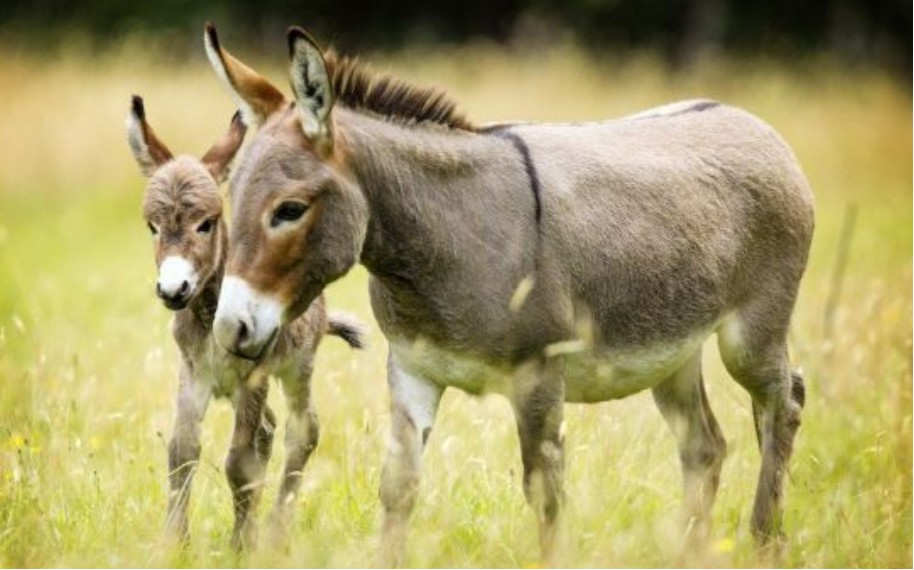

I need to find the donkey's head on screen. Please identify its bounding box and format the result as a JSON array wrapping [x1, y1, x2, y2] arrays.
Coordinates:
[[126, 95, 247, 310], [205, 24, 368, 359]]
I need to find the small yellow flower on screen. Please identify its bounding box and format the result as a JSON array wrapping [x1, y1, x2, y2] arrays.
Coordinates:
[[7, 433, 26, 451], [89, 436, 102, 451], [714, 537, 735, 553]]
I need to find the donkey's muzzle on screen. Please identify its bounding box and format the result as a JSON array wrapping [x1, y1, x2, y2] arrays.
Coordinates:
[[156, 256, 197, 310], [214, 314, 256, 360], [213, 276, 284, 361], [156, 281, 191, 310]]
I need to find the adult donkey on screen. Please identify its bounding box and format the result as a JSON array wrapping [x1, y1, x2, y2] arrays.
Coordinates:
[[204, 23, 813, 564]]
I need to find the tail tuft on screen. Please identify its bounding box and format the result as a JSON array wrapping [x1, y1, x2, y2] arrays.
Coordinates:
[[327, 312, 367, 350], [790, 369, 806, 409]]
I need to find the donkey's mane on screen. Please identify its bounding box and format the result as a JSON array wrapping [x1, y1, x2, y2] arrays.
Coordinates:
[[324, 51, 473, 131]]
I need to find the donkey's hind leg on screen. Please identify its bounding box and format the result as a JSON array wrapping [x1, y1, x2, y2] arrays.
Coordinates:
[[226, 380, 272, 550], [718, 310, 803, 547], [652, 349, 727, 548]]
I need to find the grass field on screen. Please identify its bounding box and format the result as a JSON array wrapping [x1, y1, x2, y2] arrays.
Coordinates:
[[0, 38, 910, 567]]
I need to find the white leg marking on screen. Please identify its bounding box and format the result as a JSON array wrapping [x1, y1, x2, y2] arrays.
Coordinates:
[[389, 359, 443, 435]]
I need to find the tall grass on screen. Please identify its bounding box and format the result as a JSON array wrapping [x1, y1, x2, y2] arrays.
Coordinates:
[[0, 38, 910, 567]]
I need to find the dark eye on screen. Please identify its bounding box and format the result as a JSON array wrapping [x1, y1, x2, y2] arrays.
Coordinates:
[[147, 222, 159, 236], [270, 201, 308, 228], [196, 218, 216, 234]]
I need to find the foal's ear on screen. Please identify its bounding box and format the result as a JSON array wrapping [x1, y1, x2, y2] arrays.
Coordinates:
[[201, 111, 247, 183], [204, 22, 286, 127], [126, 95, 174, 177], [287, 27, 334, 152]]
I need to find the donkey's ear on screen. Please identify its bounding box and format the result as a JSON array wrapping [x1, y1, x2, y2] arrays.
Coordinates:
[[204, 22, 286, 127], [126, 95, 174, 177], [201, 111, 247, 183], [287, 27, 334, 151]]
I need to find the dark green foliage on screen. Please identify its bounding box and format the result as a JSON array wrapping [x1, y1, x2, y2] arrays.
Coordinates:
[[0, 0, 911, 76], [0, 0, 908, 74]]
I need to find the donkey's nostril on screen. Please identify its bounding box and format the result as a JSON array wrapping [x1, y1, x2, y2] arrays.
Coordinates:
[[179, 281, 189, 295], [237, 320, 249, 342]]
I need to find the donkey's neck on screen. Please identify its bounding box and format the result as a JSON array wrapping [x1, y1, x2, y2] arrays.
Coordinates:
[[187, 276, 220, 328], [337, 110, 549, 351], [340, 110, 538, 278]]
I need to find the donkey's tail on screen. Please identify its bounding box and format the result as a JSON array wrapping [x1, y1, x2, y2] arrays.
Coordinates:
[[327, 311, 368, 350]]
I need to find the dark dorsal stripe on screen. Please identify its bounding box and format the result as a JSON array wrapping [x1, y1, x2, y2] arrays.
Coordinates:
[[482, 127, 543, 226], [638, 100, 721, 120]]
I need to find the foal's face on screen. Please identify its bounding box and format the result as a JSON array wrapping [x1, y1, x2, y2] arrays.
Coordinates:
[[143, 158, 224, 310], [125, 95, 246, 311], [205, 25, 367, 359]]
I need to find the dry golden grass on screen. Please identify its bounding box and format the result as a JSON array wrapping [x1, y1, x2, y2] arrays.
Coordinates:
[[0, 37, 910, 567]]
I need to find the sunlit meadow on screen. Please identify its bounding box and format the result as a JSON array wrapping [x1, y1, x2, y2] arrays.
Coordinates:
[[0, 36, 910, 567]]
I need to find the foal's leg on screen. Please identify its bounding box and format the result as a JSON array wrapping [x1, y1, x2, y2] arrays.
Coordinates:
[[270, 360, 319, 535], [226, 378, 273, 550], [651, 349, 727, 548], [719, 310, 803, 548], [166, 362, 211, 541], [379, 352, 443, 567], [510, 360, 565, 564]]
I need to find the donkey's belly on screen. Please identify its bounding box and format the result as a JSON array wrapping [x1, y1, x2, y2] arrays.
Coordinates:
[[393, 338, 515, 396], [394, 328, 711, 403], [560, 331, 710, 402]]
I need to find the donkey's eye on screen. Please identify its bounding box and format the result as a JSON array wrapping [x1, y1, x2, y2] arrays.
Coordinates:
[[147, 222, 159, 236], [270, 201, 308, 227], [196, 218, 216, 234]]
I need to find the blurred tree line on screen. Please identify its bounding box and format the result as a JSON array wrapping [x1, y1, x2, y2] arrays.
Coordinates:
[[0, 0, 909, 73]]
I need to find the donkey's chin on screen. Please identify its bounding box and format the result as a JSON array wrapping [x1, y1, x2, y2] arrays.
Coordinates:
[[161, 296, 190, 311]]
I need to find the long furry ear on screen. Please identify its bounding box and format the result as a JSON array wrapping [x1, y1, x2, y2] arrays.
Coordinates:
[[202, 111, 247, 183], [204, 22, 286, 127], [125, 95, 174, 177], [287, 26, 334, 153]]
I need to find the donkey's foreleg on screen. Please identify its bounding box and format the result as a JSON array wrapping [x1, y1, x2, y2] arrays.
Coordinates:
[[510, 361, 565, 565], [226, 380, 271, 550], [379, 353, 443, 567], [269, 365, 319, 536], [651, 350, 727, 549], [165, 364, 211, 542]]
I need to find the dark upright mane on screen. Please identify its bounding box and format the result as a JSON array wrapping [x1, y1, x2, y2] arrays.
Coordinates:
[[324, 51, 473, 131]]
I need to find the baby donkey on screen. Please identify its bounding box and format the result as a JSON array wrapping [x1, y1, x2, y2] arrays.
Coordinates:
[[126, 96, 364, 548]]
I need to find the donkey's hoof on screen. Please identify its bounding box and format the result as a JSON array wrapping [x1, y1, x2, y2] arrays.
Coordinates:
[[264, 510, 293, 551]]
